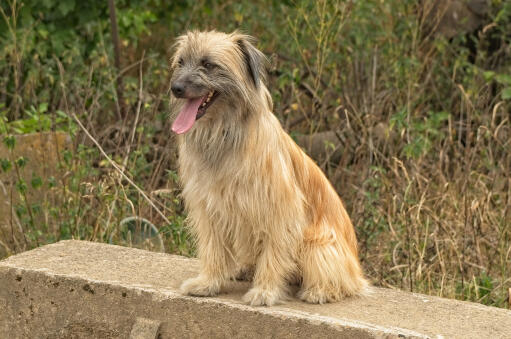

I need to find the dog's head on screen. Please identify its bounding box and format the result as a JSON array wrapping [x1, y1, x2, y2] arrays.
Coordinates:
[[170, 30, 267, 134]]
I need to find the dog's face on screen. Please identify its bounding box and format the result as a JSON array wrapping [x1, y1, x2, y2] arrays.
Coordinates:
[[170, 31, 266, 134]]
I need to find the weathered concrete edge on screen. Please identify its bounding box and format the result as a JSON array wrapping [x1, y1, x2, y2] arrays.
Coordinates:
[[0, 263, 430, 339]]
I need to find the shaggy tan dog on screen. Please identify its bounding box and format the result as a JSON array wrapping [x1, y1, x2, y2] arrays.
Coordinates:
[[170, 30, 367, 306]]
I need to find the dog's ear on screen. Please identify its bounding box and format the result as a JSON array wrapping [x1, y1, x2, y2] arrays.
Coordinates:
[[235, 35, 267, 88]]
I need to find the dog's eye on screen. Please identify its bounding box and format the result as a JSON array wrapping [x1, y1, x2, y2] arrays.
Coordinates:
[[178, 58, 184, 66], [202, 61, 215, 70]]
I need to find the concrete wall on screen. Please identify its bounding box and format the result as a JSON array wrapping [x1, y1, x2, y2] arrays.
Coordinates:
[[1, 240, 510, 338]]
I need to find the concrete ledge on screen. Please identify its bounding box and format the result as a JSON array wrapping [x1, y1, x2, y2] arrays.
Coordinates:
[[1, 241, 510, 338]]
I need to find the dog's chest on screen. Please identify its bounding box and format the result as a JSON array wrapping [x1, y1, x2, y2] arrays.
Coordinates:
[[181, 149, 272, 230]]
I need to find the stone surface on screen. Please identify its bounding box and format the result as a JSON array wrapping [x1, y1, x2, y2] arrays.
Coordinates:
[[0, 132, 71, 257], [129, 317, 161, 339], [1, 240, 510, 338]]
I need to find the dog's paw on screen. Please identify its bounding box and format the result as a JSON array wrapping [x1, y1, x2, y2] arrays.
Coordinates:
[[242, 287, 284, 306], [298, 288, 339, 304], [180, 276, 220, 297]]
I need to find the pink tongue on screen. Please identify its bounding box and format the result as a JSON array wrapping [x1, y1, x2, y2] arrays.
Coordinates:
[[172, 97, 205, 134]]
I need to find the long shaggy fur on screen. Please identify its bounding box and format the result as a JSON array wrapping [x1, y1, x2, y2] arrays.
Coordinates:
[[171, 30, 367, 306]]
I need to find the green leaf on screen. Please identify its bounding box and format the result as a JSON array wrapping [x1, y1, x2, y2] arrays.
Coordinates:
[[38, 102, 48, 114], [38, 28, 49, 39], [495, 74, 511, 85], [41, 0, 54, 8], [15, 157, 27, 168], [16, 179, 27, 194], [502, 87, 511, 100], [15, 204, 27, 217], [0, 158, 11, 172], [31, 176, 43, 189], [56, 110, 68, 118], [63, 150, 73, 165], [58, 0, 76, 16], [0, 120, 7, 134], [31, 203, 42, 215], [3, 136, 15, 150], [48, 176, 57, 188], [483, 71, 495, 81]]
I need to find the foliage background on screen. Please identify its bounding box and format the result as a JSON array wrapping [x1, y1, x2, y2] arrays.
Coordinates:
[[0, 0, 510, 308]]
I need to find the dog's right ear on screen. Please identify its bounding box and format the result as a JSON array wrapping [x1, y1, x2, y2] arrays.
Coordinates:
[[234, 34, 267, 88]]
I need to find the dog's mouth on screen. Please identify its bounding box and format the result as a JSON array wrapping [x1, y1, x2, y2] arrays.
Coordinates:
[[197, 90, 219, 120], [172, 90, 219, 134]]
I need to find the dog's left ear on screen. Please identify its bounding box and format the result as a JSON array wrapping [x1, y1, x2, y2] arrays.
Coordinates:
[[236, 36, 267, 88]]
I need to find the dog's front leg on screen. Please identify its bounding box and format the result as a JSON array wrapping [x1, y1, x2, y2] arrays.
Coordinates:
[[181, 217, 235, 297], [242, 237, 295, 306]]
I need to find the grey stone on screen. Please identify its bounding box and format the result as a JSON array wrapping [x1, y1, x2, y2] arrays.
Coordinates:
[[1, 240, 510, 338]]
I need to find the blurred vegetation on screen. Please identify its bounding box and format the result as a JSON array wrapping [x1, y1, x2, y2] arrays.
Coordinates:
[[0, 0, 510, 308]]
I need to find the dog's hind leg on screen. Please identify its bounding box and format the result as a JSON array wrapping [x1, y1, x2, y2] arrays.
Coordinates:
[[181, 212, 236, 297], [298, 225, 367, 304]]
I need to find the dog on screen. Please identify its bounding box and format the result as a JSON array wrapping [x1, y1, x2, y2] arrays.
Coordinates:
[[170, 30, 367, 306]]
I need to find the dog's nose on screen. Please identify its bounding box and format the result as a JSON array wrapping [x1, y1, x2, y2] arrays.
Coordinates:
[[171, 82, 185, 98]]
